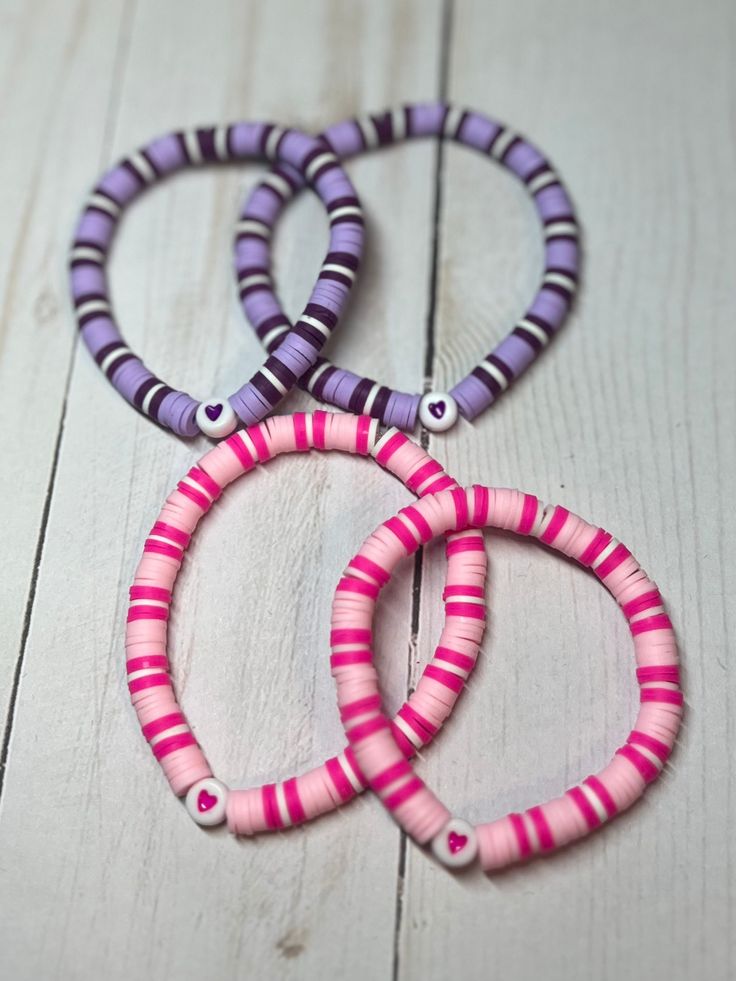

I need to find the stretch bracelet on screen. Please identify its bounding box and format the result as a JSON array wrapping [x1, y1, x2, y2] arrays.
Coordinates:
[[125, 412, 486, 833], [236, 103, 580, 432], [331, 486, 682, 871], [71, 124, 364, 438]]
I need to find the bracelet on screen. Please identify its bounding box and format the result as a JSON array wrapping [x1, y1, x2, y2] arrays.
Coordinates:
[[125, 412, 487, 832], [71, 124, 365, 438], [331, 485, 683, 871], [235, 103, 580, 432]]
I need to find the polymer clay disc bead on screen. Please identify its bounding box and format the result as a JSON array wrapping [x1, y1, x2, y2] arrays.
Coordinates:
[[71, 123, 364, 437], [125, 412, 487, 833], [331, 485, 683, 871], [236, 103, 580, 431]]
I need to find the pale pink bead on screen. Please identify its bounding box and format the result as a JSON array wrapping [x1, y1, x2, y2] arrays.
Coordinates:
[[227, 788, 265, 836], [198, 443, 245, 486], [161, 746, 211, 797], [543, 794, 587, 847], [597, 756, 644, 811], [477, 819, 519, 871], [393, 788, 451, 844]]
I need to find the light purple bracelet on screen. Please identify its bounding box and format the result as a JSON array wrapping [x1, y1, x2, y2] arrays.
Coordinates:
[[70, 123, 364, 438], [235, 103, 580, 432]]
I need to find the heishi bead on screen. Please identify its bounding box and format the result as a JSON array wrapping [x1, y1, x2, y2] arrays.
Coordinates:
[[124, 413, 487, 834], [330, 484, 682, 872], [71, 124, 365, 438], [235, 103, 580, 431]]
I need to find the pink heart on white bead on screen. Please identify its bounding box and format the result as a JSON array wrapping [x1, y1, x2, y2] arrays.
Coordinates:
[[448, 831, 468, 854], [197, 788, 218, 812]]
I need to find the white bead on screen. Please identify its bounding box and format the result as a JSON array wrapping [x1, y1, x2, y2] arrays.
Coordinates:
[[430, 817, 478, 869], [185, 777, 229, 827], [195, 398, 237, 439], [419, 392, 458, 432]]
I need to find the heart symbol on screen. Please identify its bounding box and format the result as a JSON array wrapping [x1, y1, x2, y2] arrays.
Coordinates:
[[197, 789, 218, 812], [448, 831, 468, 854], [428, 401, 446, 420], [205, 403, 223, 422]]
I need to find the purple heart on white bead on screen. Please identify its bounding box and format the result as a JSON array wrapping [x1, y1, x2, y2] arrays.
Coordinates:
[[195, 399, 237, 439], [419, 392, 458, 433]]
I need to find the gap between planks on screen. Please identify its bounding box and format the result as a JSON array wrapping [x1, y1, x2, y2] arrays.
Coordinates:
[[393, 1, 455, 978], [0, 0, 138, 802]]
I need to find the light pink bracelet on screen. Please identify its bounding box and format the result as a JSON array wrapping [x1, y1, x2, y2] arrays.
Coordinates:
[[125, 412, 487, 833], [331, 485, 683, 871]]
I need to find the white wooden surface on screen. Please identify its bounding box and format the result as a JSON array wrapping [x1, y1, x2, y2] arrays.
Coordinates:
[[0, 1, 734, 979]]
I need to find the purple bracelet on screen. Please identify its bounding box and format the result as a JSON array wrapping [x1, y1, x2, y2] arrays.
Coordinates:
[[70, 123, 364, 438], [235, 103, 580, 432]]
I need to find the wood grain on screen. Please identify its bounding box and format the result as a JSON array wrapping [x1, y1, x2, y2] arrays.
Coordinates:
[[401, 2, 736, 980], [0, 1, 443, 979], [0, 0, 128, 747], [0, 0, 734, 979]]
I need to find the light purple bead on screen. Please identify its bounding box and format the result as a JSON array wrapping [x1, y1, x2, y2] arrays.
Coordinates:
[[451, 374, 496, 419], [545, 239, 579, 270], [98, 166, 140, 205], [505, 141, 546, 181], [147, 134, 185, 174], [229, 123, 266, 158], [528, 290, 569, 331], [458, 113, 498, 152], [81, 318, 120, 355], [324, 119, 364, 157], [410, 102, 447, 136], [75, 211, 115, 248], [493, 334, 536, 375], [71, 265, 105, 297], [384, 392, 421, 431], [537, 184, 573, 220]]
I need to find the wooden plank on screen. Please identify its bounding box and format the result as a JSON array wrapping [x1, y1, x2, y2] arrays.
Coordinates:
[[398, 1, 736, 980], [0, 0, 128, 746], [0, 1, 443, 979]]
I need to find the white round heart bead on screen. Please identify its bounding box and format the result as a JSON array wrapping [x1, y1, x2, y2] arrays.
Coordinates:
[[185, 777, 229, 827], [431, 817, 478, 869], [419, 392, 458, 432], [196, 398, 237, 439]]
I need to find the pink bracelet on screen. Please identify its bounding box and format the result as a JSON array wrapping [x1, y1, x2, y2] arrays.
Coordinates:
[[125, 412, 487, 833], [331, 485, 683, 871]]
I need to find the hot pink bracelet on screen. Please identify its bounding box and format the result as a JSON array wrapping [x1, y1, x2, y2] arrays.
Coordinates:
[[331, 485, 683, 871], [125, 412, 486, 833]]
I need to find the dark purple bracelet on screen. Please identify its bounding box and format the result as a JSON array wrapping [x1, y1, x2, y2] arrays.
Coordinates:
[[70, 123, 364, 438], [235, 103, 580, 432]]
